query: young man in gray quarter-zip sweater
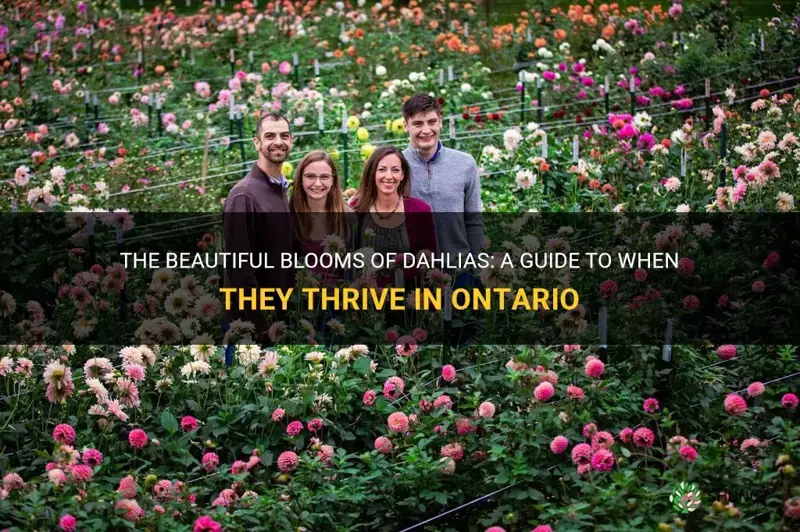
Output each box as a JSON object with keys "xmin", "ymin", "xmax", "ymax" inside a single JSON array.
[{"xmin": 401, "ymin": 94, "xmax": 484, "ymax": 259}]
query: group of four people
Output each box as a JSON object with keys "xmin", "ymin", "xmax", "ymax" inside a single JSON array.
[{"xmin": 222, "ymin": 94, "xmax": 484, "ymax": 337}]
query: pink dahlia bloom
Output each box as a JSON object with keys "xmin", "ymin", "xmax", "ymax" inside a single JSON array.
[
  {"xmin": 571, "ymin": 443, "xmax": 592, "ymax": 465},
  {"xmin": 485, "ymin": 527, "xmax": 506, "ymax": 532},
  {"xmin": 441, "ymin": 442, "xmax": 464, "ymax": 461},
  {"xmin": 53, "ymin": 424, "xmax": 76, "ymax": 445},
  {"xmin": 231, "ymin": 460, "xmax": 248, "ymax": 475},
  {"xmin": 677, "ymin": 257, "xmax": 695, "ymax": 275},
  {"xmin": 781, "ymin": 393, "xmax": 799, "ymax": 409},
  {"xmin": 633, "ymin": 428, "xmax": 655, "ymax": 448},
  {"xmin": 591, "ymin": 449, "xmax": 615, "ymax": 472},
  {"xmin": 115, "ymin": 499, "xmax": 144, "ymax": 521},
  {"xmin": 383, "ymin": 376, "xmax": 405, "ymax": 399},
  {"xmin": 3, "ymin": 472, "xmax": 25, "ymax": 491},
  {"xmin": 433, "ymin": 395, "xmax": 453, "ymax": 410},
  {"xmin": 387, "ymin": 412, "xmax": 409, "ymax": 433},
  {"xmin": 363, "ymin": 389, "xmax": 376, "ymax": 406},
  {"xmin": 128, "ymin": 429, "xmax": 148, "ymax": 449},
  {"xmin": 478, "ymin": 401, "xmax": 496, "ymax": 418},
  {"xmin": 752, "ymin": 280, "xmax": 765, "ymax": 293},
  {"xmin": 81, "ymin": 448, "xmax": 103, "ymax": 467},
  {"xmin": 599, "ymin": 279, "xmax": 618, "ymax": 298},
  {"xmin": 550, "ymin": 436, "xmax": 569, "ymax": 454},
  {"xmin": 59, "ymin": 514, "xmax": 77, "ymax": 532},
  {"xmin": 740, "ymin": 438, "xmax": 761, "ymax": 452},
  {"xmin": 395, "ymin": 335, "xmax": 418, "ymax": 357},
  {"xmin": 585, "ymin": 358, "xmax": 605, "ymax": 379},
  {"xmin": 375, "ymin": 436, "xmax": 393, "ymax": 454},
  {"xmin": 441, "ymin": 364, "xmax": 457, "ymax": 382},
  {"xmin": 286, "ymin": 420, "xmax": 304, "ymax": 436},
  {"xmin": 747, "ymin": 381, "xmax": 765, "ymax": 397},
  {"xmin": 202, "ymin": 452, "xmax": 219, "ymax": 472},
  {"xmin": 307, "ymin": 418, "xmax": 323, "ymax": 432},
  {"xmin": 456, "ymin": 418, "xmax": 476, "ymax": 435},
  {"xmin": 679, "ymin": 445, "xmax": 698, "ymax": 462},
  {"xmin": 724, "ymin": 393, "xmax": 748, "ymax": 416},
  {"xmin": 716, "ymin": 344, "xmax": 737, "ymax": 360},
  {"xmin": 619, "ymin": 427, "xmax": 634, "ymax": 443},
  {"xmin": 633, "ymin": 268, "xmax": 647, "ymax": 282},
  {"xmin": 180, "ymin": 415, "xmax": 199, "ymax": 432},
  {"xmin": 70, "ymin": 465, "xmax": 93, "ymax": 483},
  {"xmin": 271, "ymin": 408, "xmax": 285, "ymax": 422},
  {"xmin": 683, "ymin": 295, "xmax": 700, "ymax": 311},
  {"xmin": 412, "ymin": 327, "xmax": 428, "ymax": 342},
  {"xmin": 643, "ymin": 397, "xmax": 660, "ymax": 413},
  {"xmin": 277, "ymin": 451, "xmax": 299, "ymax": 472},
  {"xmin": 534, "ymin": 382, "xmax": 555, "ymax": 401},
  {"xmin": 583, "ymin": 423, "xmax": 598, "ymax": 438},
  {"xmin": 532, "ymin": 526, "xmax": 553, "ymax": 532},
  {"xmin": 194, "ymin": 516, "xmax": 222, "ymax": 532},
  {"xmin": 117, "ymin": 475, "xmax": 138, "ymax": 499},
  {"xmin": 567, "ymin": 384, "xmax": 585, "ymax": 400},
  {"xmin": 784, "ymin": 498, "xmax": 800, "ymax": 520},
  {"xmin": 591, "ymin": 431, "xmax": 615, "ymax": 450}
]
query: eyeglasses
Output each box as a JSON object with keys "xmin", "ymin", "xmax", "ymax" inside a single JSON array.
[{"xmin": 302, "ymin": 174, "xmax": 333, "ymax": 183}]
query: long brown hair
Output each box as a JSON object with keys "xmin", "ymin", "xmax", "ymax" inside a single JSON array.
[
  {"xmin": 290, "ymin": 150, "xmax": 349, "ymax": 243},
  {"xmin": 352, "ymin": 145, "xmax": 411, "ymax": 213}
]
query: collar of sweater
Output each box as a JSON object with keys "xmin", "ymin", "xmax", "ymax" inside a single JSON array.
[{"xmin": 407, "ymin": 141, "xmax": 442, "ymax": 165}]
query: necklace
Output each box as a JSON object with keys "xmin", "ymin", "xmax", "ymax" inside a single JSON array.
[{"xmin": 373, "ymin": 196, "xmax": 401, "ymax": 220}]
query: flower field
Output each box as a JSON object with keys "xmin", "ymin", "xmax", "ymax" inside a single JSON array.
[{"xmin": 2, "ymin": 0, "xmax": 800, "ymax": 531}]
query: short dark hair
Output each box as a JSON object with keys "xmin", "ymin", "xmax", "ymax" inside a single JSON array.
[
  {"xmin": 255, "ymin": 112, "xmax": 291, "ymax": 137},
  {"xmin": 402, "ymin": 94, "xmax": 442, "ymax": 120}
]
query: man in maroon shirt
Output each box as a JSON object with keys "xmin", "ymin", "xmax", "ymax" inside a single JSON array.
[{"xmin": 222, "ymin": 113, "xmax": 295, "ymax": 342}]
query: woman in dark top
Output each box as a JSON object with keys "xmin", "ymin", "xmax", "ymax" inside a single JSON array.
[
  {"xmin": 349, "ymin": 145, "xmax": 437, "ymax": 289},
  {"xmin": 290, "ymin": 150, "xmax": 355, "ymax": 286}
]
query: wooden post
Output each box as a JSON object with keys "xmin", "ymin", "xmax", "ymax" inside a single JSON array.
[
  {"xmin": 201, "ymin": 129, "xmax": 212, "ymax": 190},
  {"xmin": 718, "ymin": 123, "xmax": 727, "ymax": 187}
]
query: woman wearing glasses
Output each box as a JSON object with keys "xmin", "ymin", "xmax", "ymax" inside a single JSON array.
[
  {"xmin": 291, "ymin": 150, "xmax": 356, "ymax": 287},
  {"xmin": 349, "ymin": 145, "xmax": 437, "ymax": 290}
]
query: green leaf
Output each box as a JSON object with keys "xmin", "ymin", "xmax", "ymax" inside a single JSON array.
[
  {"xmin": 160, "ymin": 409, "xmax": 179, "ymax": 435},
  {"xmin": 621, "ymin": 446, "xmax": 632, "ymax": 458}
]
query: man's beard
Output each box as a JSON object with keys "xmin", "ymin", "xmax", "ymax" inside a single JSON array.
[{"xmin": 262, "ymin": 144, "xmax": 289, "ymax": 164}]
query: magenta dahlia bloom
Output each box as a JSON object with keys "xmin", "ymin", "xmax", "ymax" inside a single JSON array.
[
  {"xmin": 395, "ymin": 335, "xmax": 418, "ymax": 357},
  {"xmin": 677, "ymin": 257, "xmax": 695, "ymax": 275},
  {"xmin": 752, "ymin": 280, "xmax": 766, "ymax": 293},
  {"xmin": 679, "ymin": 445, "xmax": 698, "ymax": 462},
  {"xmin": 202, "ymin": 452, "xmax": 219, "ymax": 472},
  {"xmin": 633, "ymin": 427, "xmax": 655, "ymax": 448},
  {"xmin": 194, "ymin": 515, "xmax": 222, "ymax": 532},
  {"xmin": 441, "ymin": 364, "xmax": 457, "ymax": 382},
  {"xmin": 307, "ymin": 418, "xmax": 323, "ymax": 432},
  {"xmin": 534, "ymin": 382, "xmax": 555, "ymax": 401},
  {"xmin": 387, "ymin": 412, "xmax": 409, "ymax": 433},
  {"xmin": 724, "ymin": 393, "xmax": 748, "ymax": 416},
  {"xmin": 532, "ymin": 526, "xmax": 553, "ymax": 532},
  {"xmin": 585, "ymin": 358, "xmax": 605, "ymax": 379},
  {"xmin": 716, "ymin": 344, "xmax": 737, "ymax": 360},
  {"xmin": 550, "ymin": 435, "xmax": 569, "ymax": 454},
  {"xmin": 277, "ymin": 451, "xmax": 299, "ymax": 472},
  {"xmin": 485, "ymin": 527, "xmax": 506, "ymax": 532},
  {"xmin": 682, "ymin": 295, "xmax": 700, "ymax": 311},
  {"xmin": 53, "ymin": 424, "xmax": 76, "ymax": 445},
  {"xmin": 179, "ymin": 415, "xmax": 198, "ymax": 432},
  {"xmin": 271, "ymin": 407, "xmax": 285, "ymax": 422},
  {"xmin": 781, "ymin": 393, "xmax": 799, "ymax": 409},
  {"xmin": 128, "ymin": 429, "xmax": 148, "ymax": 449},
  {"xmin": 599, "ymin": 279, "xmax": 618, "ymax": 298},
  {"xmin": 571, "ymin": 443, "xmax": 592, "ymax": 465},
  {"xmin": 286, "ymin": 420, "xmax": 304, "ymax": 436},
  {"xmin": 81, "ymin": 448, "xmax": 103, "ymax": 467},
  {"xmin": 59, "ymin": 514, "xmax": 77, "ymax": 532},
  {"xmin": 641, "ymin": 397, "xmax": 659, "ymax": 413},
  {"xmin": 583, "ymin": 422, "xmax": 598, "ymax": 438},
  {"xmin": 591, "ymin": 449, "xmax": 615, "ymax": 472},
  {"xmin": 619, "ymin": 427, "xmax": 634, "ymax": 443},
  {"xmin": 363, "ymin": 389, "xmax": 376, "ymax": 406}
]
